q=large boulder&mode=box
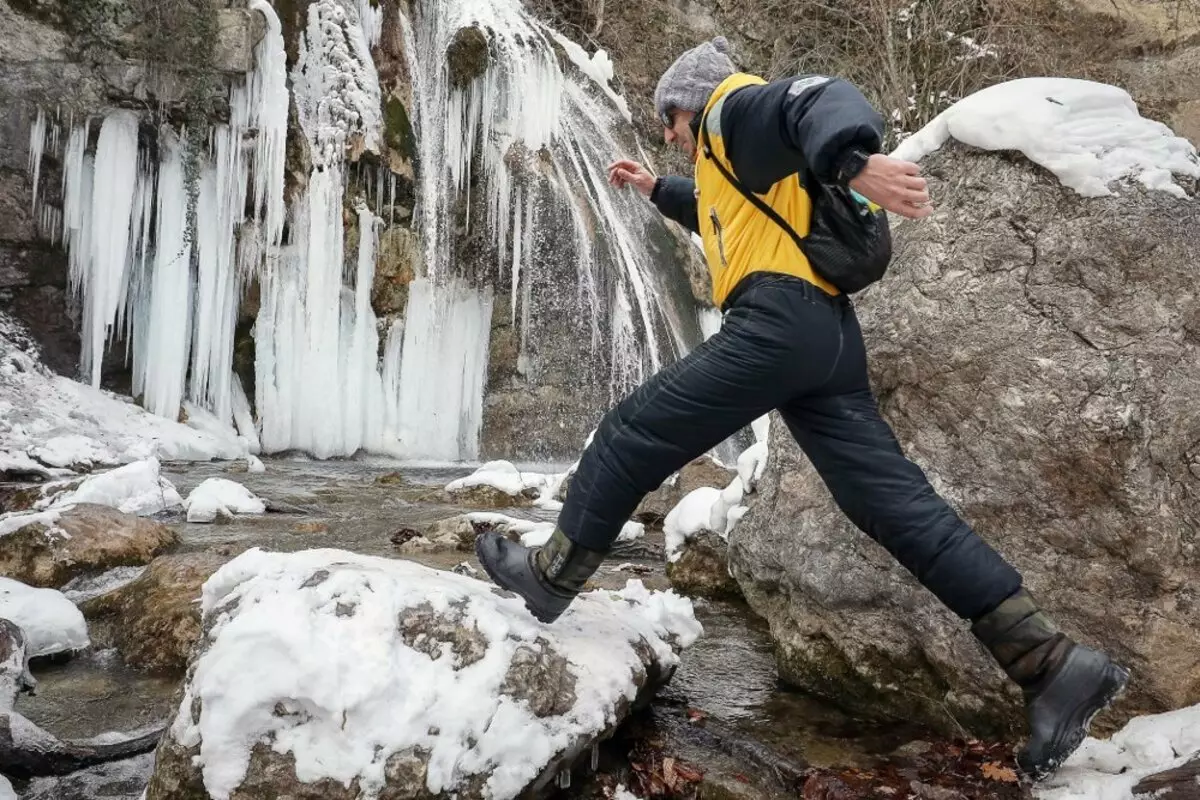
[80,552,228,675]
[145,548,700,800]
[730,138,1200,738]
[0,504,177,588]
[635,456,738,525]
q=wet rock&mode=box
[372,228,417,316]
[434,483,539,509]
[446,26,490,88]
[212,8,268,74]
[80,552,229,675]
[665,531,741,600]
[0,503,177,588]
[1133,755,1200,798]
[393,516,476,554]
[729,141,1200,736]
[291,521,329,534]
[374,470,407,486]
[144,549,699,800]
[636,457,737,525]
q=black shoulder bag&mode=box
[699,112,892,294]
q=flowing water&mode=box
[10,458,926,800]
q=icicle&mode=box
[28,109,47,221]
[79,111,140,387]
[231,373,261,454]
[135,135,193,418]
[357,0,383,47]
[249,0,288,248]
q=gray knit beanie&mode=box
[654,36,736,126]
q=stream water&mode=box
[10,458,928,799]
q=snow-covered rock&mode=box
[183,479,266,524]
[38,458,184,517]
[0,313,246,471]
[466,512,643,548]
[441,461,568,510]
[0,577,88,658]
[145,548,701,800]
[1036,702,1200,800]
[0,503,177,588]
[893,77,1199,198]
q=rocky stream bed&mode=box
[0,456,1050,800]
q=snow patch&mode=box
[1035,702,1200,800]
[184,478,267,524]
[737,440,768,493]
[0,577,89,658]
[169,548,701,800]
[892,78,1200,198]
[663,478,747,562]
[43,458,183,516]
[446,460,572,510]
[28,435,117,470]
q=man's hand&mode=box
[607,159,657,198]
[848,154,933,219]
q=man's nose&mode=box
[663,128,675,144]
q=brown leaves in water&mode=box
[981,761,1020,783]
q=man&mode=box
[476,36,1128,780]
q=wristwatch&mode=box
[837,147,871,184]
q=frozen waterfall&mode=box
[25,0,706,462]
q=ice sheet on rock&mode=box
[184,478,267,524]
[0,510,64,539]
[0,450,71,480]
[169,548,701,800]
[22,751,155,800]
[0,774,14,800]
[246,454,266,474]
[1035,702,1200,800]
[43,458,183,516]
[892,78,1200,198]
[0,577,89,658]
[61,566,148,604]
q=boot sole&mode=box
[1022,660,1130,783]
[474,536,560,624]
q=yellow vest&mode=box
[695,73,840,306]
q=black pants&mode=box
[558,272,1022,621]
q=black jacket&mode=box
[650,75,885,235]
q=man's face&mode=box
[662,109,698,162]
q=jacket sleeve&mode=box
[719,75,884,192]
[650,175,700,235]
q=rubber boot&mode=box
[475,527,606,624]
[971,588,1129,781]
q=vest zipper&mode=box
[709,206,729,269]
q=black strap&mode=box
[699,109,809,259]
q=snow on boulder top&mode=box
[0,577,88,658]
[183,478,266,524]
[42,458,183,517]
[892,77,1200,198]
[165,548,701,800]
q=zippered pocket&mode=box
[709,206,729,269]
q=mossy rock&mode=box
[446,25,491,88]
[383,95,417,164]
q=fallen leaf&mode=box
[687,708,708,724]
[662,757,678,789]
[675,763,703,782]
[980,761,1019,783]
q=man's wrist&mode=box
[835,147,871,185]
[649,176,665,202]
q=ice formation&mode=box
[26,0,702,464]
